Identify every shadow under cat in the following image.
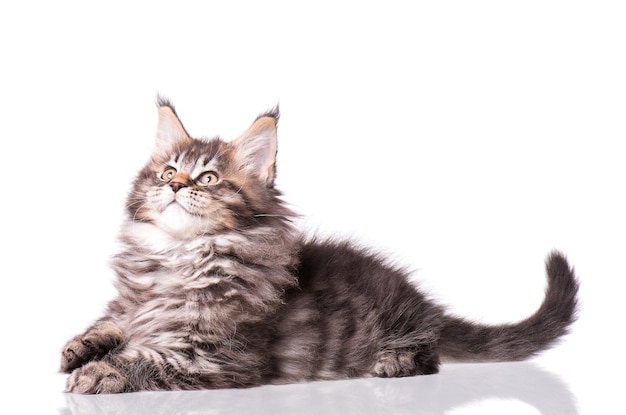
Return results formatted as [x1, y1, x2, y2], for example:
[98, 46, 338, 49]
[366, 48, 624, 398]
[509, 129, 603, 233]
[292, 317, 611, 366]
[60, 361, 578, 415]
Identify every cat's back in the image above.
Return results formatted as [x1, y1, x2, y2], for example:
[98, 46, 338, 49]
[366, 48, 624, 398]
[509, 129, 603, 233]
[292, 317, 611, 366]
[293, 238, 445, 329]
[295, 238, 420, 298]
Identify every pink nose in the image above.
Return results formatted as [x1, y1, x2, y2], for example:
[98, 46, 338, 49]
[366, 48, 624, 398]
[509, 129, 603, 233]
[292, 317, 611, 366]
[170, 181, 187, 193]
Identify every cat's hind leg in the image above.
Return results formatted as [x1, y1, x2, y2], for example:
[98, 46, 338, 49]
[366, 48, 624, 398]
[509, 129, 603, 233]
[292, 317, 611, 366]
[373, 349, 416, 377]
[373, 347, 440, 377]
[60, 320, 124, 373]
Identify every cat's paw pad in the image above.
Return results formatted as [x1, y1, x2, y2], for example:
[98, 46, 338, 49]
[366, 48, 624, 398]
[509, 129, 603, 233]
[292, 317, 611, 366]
[65, 361, 128, 394]
[60, 323, 124, 372]
[373, 349, 417, 377]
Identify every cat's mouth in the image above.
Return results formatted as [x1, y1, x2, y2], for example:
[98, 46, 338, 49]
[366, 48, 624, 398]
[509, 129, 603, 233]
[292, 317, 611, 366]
[166, 199, 193, 215]
[156, 199, 209, 236]
[165, 197, 205, 218]
[149, 187, 211, 234]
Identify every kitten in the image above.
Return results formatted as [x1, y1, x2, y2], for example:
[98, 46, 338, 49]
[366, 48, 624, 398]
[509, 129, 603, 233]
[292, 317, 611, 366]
[61, 99, 579, 394]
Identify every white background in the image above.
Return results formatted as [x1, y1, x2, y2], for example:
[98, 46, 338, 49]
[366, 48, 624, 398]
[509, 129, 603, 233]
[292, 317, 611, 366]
[1, 1, 624, 414]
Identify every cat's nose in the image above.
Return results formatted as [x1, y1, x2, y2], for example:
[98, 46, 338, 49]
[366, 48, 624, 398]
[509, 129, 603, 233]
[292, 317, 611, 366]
[170, 181, 188, 193]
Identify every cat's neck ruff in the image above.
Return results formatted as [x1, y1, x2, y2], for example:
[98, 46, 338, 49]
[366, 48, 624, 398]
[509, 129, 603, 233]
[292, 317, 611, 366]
[120, 219, 298, 266]
[121, 220, 209, 254]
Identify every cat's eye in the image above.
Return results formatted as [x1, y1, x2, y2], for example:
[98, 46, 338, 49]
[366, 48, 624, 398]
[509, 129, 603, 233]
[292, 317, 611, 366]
[198, 171, 219, 186]
[160, 167, 177, 182]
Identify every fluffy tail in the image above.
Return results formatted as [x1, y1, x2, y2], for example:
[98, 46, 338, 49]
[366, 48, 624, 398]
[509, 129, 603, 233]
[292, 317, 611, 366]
[438, 251, 579, 362]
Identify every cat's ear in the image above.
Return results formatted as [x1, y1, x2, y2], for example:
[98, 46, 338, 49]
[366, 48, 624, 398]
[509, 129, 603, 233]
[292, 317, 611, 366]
[232, 109, 279, 187]
[155, 97, 190, 151]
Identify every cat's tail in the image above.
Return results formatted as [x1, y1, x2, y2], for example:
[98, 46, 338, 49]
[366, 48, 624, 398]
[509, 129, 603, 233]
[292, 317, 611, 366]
[438, 251, 579, 362]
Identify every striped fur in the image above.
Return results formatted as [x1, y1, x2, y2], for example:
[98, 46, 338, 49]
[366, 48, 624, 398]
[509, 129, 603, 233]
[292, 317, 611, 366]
[61, 101, 579, 393]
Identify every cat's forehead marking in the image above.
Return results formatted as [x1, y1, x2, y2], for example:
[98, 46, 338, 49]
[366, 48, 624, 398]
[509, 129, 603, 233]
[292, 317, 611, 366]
[166, 149, 221, 176]
[193, 156, 220, 174]
[171, 151, 186, 165]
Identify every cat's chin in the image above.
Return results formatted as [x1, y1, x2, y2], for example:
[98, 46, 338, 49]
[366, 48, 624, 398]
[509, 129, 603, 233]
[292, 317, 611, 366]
[155, 203, 208, 238]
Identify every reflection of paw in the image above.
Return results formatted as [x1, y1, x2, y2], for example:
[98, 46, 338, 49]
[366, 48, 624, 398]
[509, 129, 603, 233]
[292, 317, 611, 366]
[60, 322, 124, 373]
[373, 349, 417, 377]
[65, 361, 128, 394]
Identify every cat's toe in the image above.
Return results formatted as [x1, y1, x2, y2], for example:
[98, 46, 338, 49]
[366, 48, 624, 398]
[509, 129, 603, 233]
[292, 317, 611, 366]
[61, 323, 125, 373]
[373, 349, 417, 377]
[61, 336, 91, 373]
[65, 361, 128, 394]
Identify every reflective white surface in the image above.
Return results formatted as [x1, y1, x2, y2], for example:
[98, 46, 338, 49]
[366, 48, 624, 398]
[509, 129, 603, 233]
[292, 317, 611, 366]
[56, 362, 575, 415]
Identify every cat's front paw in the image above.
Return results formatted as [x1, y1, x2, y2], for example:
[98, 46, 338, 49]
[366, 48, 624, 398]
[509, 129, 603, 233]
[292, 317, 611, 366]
[65, 361, 128, 394]
[60, 321, 124, 373]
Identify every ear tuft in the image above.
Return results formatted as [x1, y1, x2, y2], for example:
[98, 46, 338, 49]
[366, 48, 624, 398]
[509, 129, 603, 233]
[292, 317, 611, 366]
[156, 93, 174, 109]
[232, 111, 279, 186]
[155, 95, 190, 151]
[256, 105, 280, 123]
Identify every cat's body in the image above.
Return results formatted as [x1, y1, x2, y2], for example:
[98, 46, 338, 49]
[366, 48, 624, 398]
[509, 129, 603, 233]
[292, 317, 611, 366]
[61, 100, 579, 394]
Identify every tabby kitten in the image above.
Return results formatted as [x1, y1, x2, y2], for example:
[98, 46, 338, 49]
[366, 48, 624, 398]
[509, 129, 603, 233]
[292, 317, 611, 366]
[61, 99, 579, 394]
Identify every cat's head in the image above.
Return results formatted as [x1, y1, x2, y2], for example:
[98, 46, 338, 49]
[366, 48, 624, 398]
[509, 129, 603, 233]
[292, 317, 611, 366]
[126, 98, 291, 238]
